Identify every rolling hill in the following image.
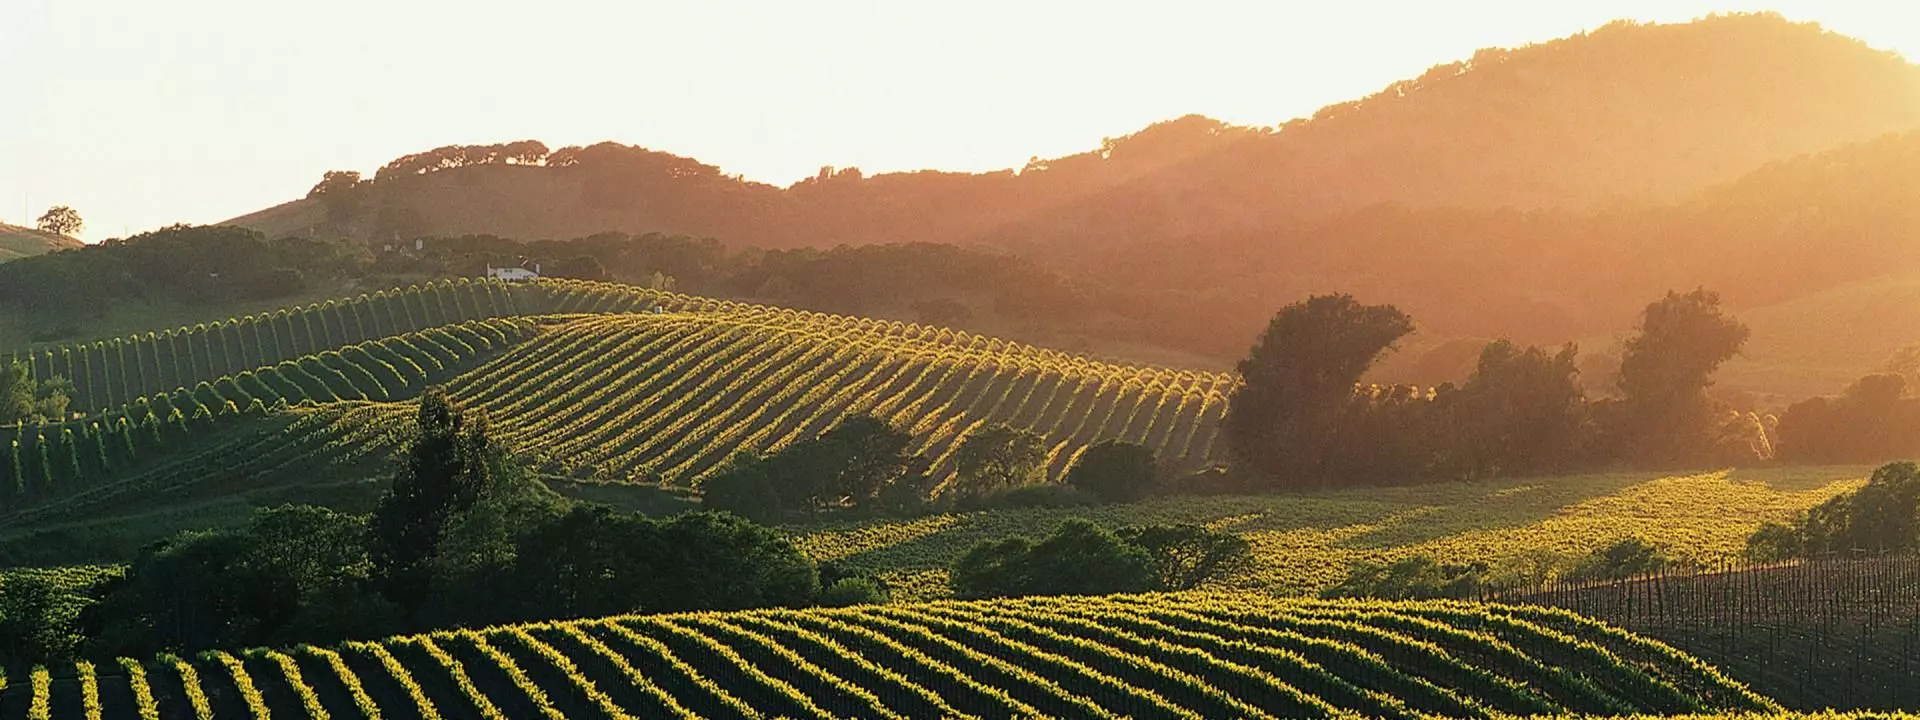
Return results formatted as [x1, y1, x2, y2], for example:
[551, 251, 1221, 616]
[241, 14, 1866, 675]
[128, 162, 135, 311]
[0, 223, 81, 263]
[231, 14, 1920, 253]
[0, 279, 1231, 558]
[212, 14, 1920, 401]
[0, 594, 1780, 719]
[0, 280, 1864, 586]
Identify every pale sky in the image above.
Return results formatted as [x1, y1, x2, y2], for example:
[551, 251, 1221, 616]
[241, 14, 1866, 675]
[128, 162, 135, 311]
[3, 1, 1918, 241]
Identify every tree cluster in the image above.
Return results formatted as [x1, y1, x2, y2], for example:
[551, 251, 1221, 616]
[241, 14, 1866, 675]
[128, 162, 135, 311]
[11, 388, 848, 667]
[1, 361, 71, 425]
[0, 225, 366, 340]
[379, 233, 1091, 337]
[950, 519, 1252, 599]
[1224, 289, 1756, 491]
[1774, 374, 1920, 464]
[1748, 461, 1920, 561]
[1324, 537, 1675, 600]
[702, 415, 930, 521]
[372, 141, 551, 181]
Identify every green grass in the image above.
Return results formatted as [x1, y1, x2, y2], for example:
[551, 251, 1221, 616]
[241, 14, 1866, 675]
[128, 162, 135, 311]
[789, 465, 1865, 601]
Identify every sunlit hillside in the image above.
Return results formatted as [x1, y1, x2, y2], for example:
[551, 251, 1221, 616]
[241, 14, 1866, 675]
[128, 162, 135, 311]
[0, 279, 1230, 561]
[0, 223, 81, 263]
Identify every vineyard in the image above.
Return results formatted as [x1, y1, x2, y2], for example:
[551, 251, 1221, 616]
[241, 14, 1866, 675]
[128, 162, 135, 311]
[445, 312, 1232, 487]
[0, 278, 1233, 531]
[0, 319, 535, 520]
[793, 466, 1865, 601]
[1510, 556, 1920, 710]
[0, 594, 1783, 719]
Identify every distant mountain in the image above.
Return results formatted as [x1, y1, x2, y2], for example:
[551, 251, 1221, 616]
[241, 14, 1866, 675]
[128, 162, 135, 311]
[0, 224, 82, 262]
[1094, 127, 1920, 394]
[231, 13, 1920, 254]
[991, 13, 1920, 249]
[217, 13, 1920, 398]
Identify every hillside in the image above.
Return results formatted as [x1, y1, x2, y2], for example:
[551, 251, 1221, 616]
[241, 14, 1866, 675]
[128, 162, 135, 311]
[213, 15, 1920, 400]
[232, 15, 1920, 251]
[992, 13, 1920, 247]
[1511, 557, 1920, 710]
[0, 280, 1864, 575]
[1074, 127, 1920, 392]
[0, 595, 1779, 718]
[0, 279, 1232, 559]
[0, 223, 81, 262]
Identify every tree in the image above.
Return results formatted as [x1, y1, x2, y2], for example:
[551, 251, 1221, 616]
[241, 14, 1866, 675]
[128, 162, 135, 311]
[808, 415, 918, 505]
[307, 170, 366, 227]
[307, 170, 363, 200]
[80, 505, 391, 657]
[702, 415, 920, 515]
[1789, 461, 1920, 556]
[35, 206, 82, 236]
[505, 505, 661, 620]
[1065, 440, 1159, 503]
[701, 453, 784, 522]
[1614, 288, 1748, 467]
[0, 575, 78, 667]
[1776, 373, 1920, 464]
[1, 361, 70, 425]
[1225, 295, 1414, 489]
[640, 511, 819, 612]
[1445, 341, 1588, 478]
[952, 424, 1047, 500]
[1116, 523, 1253, 590]
[1322, 556, 1491, 600]
[1565, 537, 1669, 582]
[369, 388, 502, 615]
[951, 519, 1156, 599]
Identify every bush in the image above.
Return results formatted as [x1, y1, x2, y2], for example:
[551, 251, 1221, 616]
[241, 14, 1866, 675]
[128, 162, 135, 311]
[951, 519, 1156, 599]
[1745, 522, 1802, 563]
[700, 454, 784, 523]
[819, 578, 889, 607]
[1744, 461, 1920, 559]
[964, 482, 1094, 510]
[1065, 441, 1159, 503]
[1322, 556, 1491, 600]
[951, 425, 1048, 500]
[1116, 523, 1253, 590]
[1566, 537, 1669, 582]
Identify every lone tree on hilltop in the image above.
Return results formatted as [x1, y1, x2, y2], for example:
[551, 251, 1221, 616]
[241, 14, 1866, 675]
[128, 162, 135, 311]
[35, 206, 82, 236]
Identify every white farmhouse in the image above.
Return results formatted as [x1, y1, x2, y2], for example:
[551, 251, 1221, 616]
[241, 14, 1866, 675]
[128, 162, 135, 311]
[486, 263, 541, 282]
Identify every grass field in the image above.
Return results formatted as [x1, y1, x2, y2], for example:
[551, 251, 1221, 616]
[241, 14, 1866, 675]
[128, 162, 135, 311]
[0, 224, 81, 264]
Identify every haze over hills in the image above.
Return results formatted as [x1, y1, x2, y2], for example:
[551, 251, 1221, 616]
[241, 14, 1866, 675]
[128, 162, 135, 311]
[0, 223, 82, 263]
[213, 13, 1920, 397]
[230, 14, 1920, 248]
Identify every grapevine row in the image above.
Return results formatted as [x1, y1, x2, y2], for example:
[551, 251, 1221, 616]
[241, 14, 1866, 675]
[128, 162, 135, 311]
[0, 596, 1777, 718]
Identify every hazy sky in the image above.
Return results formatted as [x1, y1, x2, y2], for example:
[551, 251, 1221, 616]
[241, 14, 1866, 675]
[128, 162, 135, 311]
[3, 1, 1917, 241]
